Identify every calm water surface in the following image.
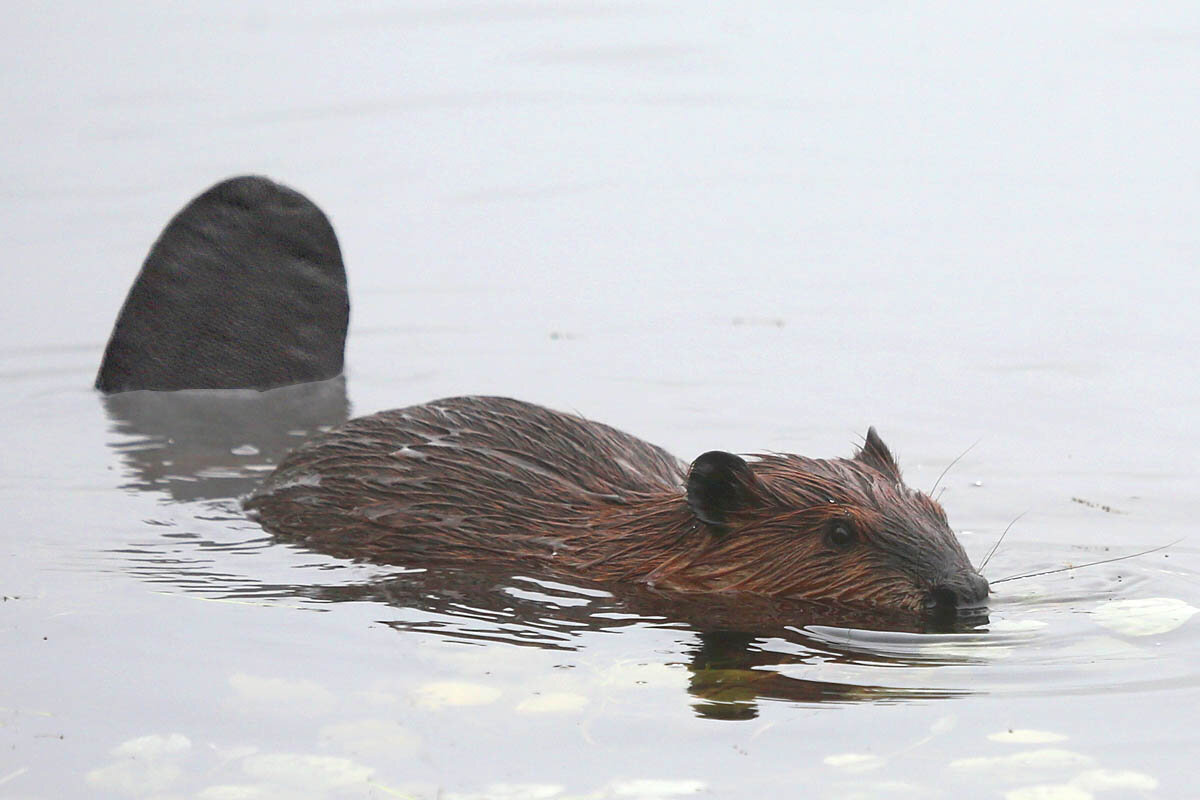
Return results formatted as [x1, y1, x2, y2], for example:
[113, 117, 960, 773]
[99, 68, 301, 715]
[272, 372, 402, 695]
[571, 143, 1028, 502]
[2, 3, 1198, 799]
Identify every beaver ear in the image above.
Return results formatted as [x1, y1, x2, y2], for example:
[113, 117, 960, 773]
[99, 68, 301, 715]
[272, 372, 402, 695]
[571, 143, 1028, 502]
[687, 451, 761, 528]
[856, 427, 902, 481]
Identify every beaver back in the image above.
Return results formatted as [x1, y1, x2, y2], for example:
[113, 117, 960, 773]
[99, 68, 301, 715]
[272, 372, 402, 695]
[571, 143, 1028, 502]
[246, 396, 684, 563]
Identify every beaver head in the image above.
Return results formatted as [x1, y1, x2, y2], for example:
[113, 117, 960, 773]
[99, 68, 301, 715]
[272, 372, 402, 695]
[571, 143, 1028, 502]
[672, 428, 988, 618]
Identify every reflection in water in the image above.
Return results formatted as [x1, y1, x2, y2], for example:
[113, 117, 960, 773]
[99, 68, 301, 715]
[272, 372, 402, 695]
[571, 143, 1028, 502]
[323, 570, 982, 718]
[116, 538, 984, 718]
[340, 566, 984, 714]
[101, 377, 349, 501]
[101, 380, 985, 718]
[685, 631, 966, 720]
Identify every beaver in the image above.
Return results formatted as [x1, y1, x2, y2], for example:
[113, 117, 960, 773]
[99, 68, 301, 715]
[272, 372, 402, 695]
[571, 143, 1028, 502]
[96, 176, 348, 393]
[245, 395, 989, 619]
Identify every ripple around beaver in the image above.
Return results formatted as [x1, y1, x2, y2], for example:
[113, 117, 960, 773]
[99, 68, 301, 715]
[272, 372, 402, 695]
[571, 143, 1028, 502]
[99, 373, 1200, 720]
[100, 379, 993, 722]
[110, 528, 981, 719]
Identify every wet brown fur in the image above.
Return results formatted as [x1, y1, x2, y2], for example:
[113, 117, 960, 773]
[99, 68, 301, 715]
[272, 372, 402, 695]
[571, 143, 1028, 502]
[246, 396, 982, 614]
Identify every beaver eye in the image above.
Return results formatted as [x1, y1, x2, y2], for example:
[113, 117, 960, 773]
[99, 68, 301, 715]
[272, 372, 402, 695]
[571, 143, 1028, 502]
[826, 520, 857, 550]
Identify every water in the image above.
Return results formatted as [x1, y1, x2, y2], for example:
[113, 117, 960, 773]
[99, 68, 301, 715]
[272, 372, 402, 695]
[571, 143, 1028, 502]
[2, 2, 1198, 798]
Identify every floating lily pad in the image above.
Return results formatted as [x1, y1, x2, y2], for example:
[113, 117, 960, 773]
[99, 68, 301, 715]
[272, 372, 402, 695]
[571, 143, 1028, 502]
[515, 692, 590, 713]
[988, 729, 1067, 744]
[1092, 598, 1198, 636]
[413, 681, 501, 709]
[823, 753, 886, 772]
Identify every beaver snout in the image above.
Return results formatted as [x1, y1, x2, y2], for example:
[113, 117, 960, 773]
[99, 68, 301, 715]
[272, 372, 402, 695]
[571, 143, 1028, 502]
[925, 571, 989, 619]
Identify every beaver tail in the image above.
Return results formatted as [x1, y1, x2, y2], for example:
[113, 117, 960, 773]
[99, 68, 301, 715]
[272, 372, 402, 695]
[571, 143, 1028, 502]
[96, 176, 348, 393]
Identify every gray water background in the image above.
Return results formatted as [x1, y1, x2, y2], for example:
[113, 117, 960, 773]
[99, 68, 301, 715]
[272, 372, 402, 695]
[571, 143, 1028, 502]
[2, 2, 1198, 798]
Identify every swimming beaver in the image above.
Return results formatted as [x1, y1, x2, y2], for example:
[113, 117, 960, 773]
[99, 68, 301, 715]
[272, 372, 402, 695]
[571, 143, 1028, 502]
[246, 396, 989, 618]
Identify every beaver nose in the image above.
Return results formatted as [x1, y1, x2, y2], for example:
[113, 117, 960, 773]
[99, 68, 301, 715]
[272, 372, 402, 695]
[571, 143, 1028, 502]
[927, 572, 989, 617]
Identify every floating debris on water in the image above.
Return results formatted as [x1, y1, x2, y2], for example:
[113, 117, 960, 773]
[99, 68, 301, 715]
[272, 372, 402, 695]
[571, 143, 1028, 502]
[1092, 598, 1198, 636]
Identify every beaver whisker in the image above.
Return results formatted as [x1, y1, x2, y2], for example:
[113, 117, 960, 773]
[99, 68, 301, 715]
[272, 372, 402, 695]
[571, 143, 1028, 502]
[929, 438, 980, 496]
[989, 539, 1182, 585]
[978, 511, 1026, 574]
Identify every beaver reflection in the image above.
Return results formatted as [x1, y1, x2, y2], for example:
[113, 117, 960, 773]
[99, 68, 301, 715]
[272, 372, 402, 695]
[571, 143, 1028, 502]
[102, 377, 349, 502]
[290, 566, 975, 719]
[96, 175, 352, 501]
[686, 631, 967, 720]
